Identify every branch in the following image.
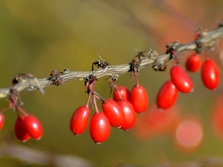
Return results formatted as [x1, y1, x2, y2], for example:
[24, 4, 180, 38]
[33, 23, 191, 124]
[0, 142, 94, 167]
[0, 23, 223, 99]
[1, 141, 223, 167]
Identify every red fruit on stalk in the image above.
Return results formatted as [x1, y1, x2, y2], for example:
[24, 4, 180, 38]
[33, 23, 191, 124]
[24, 115, 43, 140]
[201, 58, 219, 90]
[117, 100, 136, 130]
[170, 65, 193, 93]
[156, 80, 178, 109]
[102, 99, 124, 128]
[14, 116, 30, 142]
[113, 86, 131, 101]
[131, 85, 149, 113]
[70, 106, 90, 135]
[89, 112, 111, 144]
[0, 114, 4, 130]
[185, 53, 202, 72]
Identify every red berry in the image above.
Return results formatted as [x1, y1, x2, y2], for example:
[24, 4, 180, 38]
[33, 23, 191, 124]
[185, 53, 202, 72]
[102, 99, 124, 128]
[170, 65, 193, 93]
[131, 85, 149, 113]
[113, 86, 131, 101]
[0, 114, 4, 130]
[14, 116, 30, 142]
[24, 115, 43, 140]
[117, 100, 136, 130]
[156, 80, 178, 109]
[201, 58, 219, 90]
[70, 106, 90, 135]
[89, 112, 111, 144]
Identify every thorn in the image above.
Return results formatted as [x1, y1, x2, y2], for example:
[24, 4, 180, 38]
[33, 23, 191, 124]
[34, 77, 44, 94]
[97, 53, 103, 60]
[134, 47, 139, 52]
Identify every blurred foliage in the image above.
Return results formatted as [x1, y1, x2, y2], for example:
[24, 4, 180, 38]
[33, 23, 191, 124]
[0, 0, 223, 167]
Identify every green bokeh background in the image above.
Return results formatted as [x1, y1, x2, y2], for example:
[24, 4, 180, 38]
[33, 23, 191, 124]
[0, 1, 223, 167]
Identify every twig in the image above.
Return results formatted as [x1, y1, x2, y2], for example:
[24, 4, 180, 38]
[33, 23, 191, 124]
[0, 142, 94, 167]
[0, 23, 222, 99]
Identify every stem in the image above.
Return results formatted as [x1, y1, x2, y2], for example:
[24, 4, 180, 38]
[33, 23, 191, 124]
[0, 23, 222, 99]
[134, 72, 139, 87]
[93, 94, 99, 114]
[92, 91, 107, 103]
[109, 78, 123, 100]
[16, 106, 29, 116]
[85, 93, 91, 108]
[0, 104, 12, 114]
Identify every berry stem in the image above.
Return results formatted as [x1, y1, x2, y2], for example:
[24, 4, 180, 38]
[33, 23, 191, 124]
[92, 91, 107, 103]
[134, 72, 140, 87]
[16, 106, 29, 117]
[93, 94, 100, 114]
[85, 93, 91, 108]
[109, 79, 123, 100]
[0, 104, 12, 114]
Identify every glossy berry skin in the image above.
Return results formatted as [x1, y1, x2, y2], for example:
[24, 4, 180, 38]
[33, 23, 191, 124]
[117, 100, 136, 130]
[0, 114, 4, 130]
[156, 80, 178, 109]
[185, 53, 202, 72]
[170, 65, 193, 93]
[201, 58, 219, 90]
[131, 85, 149, 113]
[102, 99, 124, 128]
[14, 116, 30, 142]
[70, 106, 90, 135]
[24, 115, 43, 140]
[113, 86, 131, 101]
[89, 112, 111, 144]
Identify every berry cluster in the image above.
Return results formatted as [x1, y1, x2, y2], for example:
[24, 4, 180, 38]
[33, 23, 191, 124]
[70, 72, 149, 143]
[0, 90, 43, 142]
[156, 31, 219, 110]
[0, 29, 221, 146]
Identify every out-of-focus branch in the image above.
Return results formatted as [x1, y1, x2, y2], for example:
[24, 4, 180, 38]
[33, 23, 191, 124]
[0, 142, 94, 167]
[1, 141, 223, 167]
[0, 23, 222, 100]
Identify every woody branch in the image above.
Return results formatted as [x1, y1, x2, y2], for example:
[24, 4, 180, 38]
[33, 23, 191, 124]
[0, 22, 222, 99]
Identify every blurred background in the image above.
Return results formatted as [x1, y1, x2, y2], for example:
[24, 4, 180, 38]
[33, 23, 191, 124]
[0, 0, 223, 167]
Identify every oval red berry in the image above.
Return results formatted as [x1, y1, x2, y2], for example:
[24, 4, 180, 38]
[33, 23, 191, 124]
[0, 114, 4, 130]
[113, 86, 131, 102]
[131, 85, 149, 113]
[156, 80, 178, 109]
[102, 99, 124, 128]
[170, 65, 193, 93]
[24, 115, 43, 140]
[185, 53, 202, 72]
[89, 112, 111, 144]
[201, 58, 219, 90]
[117, 100, 136, 130]
[14, 116, 30, 142]
[70, 106, 90, 135]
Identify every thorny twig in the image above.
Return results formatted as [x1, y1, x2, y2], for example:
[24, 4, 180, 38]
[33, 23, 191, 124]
[0, 23, 222, 99]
